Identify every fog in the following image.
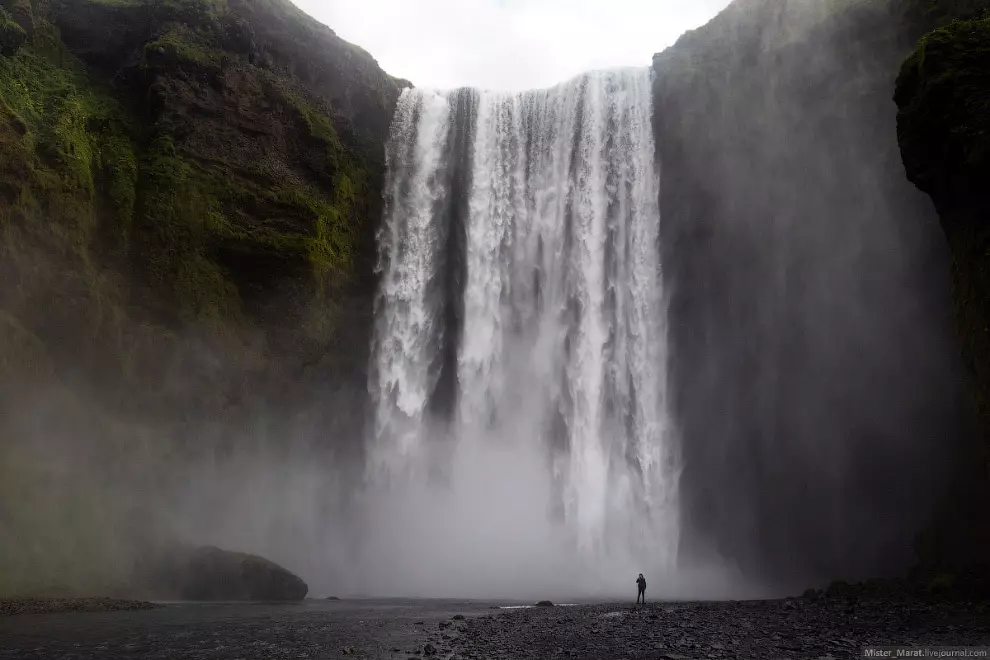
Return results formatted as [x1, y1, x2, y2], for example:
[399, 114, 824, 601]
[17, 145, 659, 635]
[0, 0, 964, 603]
[1, 380, 763, 601]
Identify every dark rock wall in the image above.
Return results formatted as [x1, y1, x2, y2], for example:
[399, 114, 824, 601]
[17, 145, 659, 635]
[0, 0, 400, 595]
[653, 0, 963, 591]
[895, 1, 990, 574]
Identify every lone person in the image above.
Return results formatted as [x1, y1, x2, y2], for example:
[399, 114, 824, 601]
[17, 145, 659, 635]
[636, 573, 647, 604]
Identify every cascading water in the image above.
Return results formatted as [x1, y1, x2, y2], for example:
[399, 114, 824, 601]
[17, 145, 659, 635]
[361, 68, 680, 599]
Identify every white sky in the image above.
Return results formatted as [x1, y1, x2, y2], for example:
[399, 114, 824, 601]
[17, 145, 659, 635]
[291, 0, 734, 91]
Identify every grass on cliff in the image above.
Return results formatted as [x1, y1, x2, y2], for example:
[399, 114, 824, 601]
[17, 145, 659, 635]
[1, 0, 369, 334]
[0, 39, 138, 366]
[0, 41, 138, 249]
[896, 17, 990, 199]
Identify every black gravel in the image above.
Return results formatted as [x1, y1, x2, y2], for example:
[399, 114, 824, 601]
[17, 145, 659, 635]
[438, 598, 990, 660]
[1, 596, 988, 659]
[0, 598, 491, 660]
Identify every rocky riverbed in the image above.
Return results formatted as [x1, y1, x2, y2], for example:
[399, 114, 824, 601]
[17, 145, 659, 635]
[438, 597, 990, 660]
[1, 596, 988, 659]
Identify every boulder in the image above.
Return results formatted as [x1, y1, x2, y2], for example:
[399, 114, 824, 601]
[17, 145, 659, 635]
[139, 545, 308, 601]
[535, 600, 554, 607]
[825, 580, 854, 598]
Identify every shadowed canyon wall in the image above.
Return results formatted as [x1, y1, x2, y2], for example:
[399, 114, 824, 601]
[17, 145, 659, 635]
[895, 0, 990, 578]
[653, 0, 964, 592]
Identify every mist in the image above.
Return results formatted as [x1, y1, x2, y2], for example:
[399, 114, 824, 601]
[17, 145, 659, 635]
[0, 0, 965, 605]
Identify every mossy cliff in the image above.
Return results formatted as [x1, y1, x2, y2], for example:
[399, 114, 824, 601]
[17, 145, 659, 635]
[895, 0, 990, 576]
[652, 0, 963, 590]
[0, 0, 401, 595]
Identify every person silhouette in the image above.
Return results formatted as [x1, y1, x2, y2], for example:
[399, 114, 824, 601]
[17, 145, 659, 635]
[636, 573, 647, 604]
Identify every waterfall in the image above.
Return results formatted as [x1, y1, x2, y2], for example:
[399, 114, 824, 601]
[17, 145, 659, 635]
[365, 68, 679, 597]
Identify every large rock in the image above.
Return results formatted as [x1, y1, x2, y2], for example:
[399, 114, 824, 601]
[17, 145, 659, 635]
[895, 11, 990, 578]
[141, 545, 308, 601]
[652, 0, 958, 590]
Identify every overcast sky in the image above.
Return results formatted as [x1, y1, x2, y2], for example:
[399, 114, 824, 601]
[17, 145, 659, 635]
[291, 0, 734, 91]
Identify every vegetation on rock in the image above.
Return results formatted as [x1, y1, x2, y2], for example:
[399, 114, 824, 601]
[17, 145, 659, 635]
[0, 0, 400, 596]
[0, 7, 26, 56]
[894, 0, 990, 579]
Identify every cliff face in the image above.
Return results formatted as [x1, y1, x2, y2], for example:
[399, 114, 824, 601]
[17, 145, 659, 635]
[895, 1, 990, 573]
[0, 0, 401, 422]
[0, 0, 400, 595]
[653, 0, 963, 590]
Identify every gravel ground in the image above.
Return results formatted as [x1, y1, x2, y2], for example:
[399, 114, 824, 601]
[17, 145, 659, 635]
[437, 597, 990, 660]
[1, 596, 988, 659]
[0, 598, 161, 616]
[0, 598, 492, 660]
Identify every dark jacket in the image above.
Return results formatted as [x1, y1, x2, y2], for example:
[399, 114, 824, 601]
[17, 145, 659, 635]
[636, 577, 646, 591]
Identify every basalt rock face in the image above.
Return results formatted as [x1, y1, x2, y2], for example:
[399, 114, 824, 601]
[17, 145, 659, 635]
[653, 0, 963, 591]
[0, 0, 400, 595]
[895, 1, 990, 575]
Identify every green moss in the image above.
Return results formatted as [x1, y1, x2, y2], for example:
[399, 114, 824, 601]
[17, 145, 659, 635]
[136, 136, 243, 329]
[174, 253, 242, 327]
[896, 18, 990, 205]
[97, 133, 138, 248]
[0, 44, 138, 256]
[84, 0, 226, 26]
[264, 73, 343, 157]
[144, 24, 223, 70]
[2, 0, 387, 381]
[0, 311, 53, 384]
[897, 9, 990, 575]
[0, 7, 26, 57]
[907, 0, 990, 29]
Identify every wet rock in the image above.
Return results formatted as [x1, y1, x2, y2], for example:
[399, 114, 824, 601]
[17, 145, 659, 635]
[535, 600, 554, 607]
[139, 545, 308, 601]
